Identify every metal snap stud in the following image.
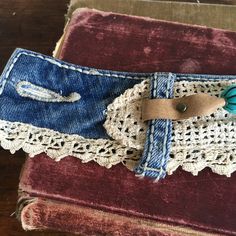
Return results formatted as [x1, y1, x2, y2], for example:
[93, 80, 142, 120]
[176, 103, 187, 113]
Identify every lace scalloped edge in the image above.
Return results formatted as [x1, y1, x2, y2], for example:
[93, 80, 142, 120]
[104, 79, 236, 177]
[167, 147, 236, 177]
[0, 119, 141, 169]
[0, 119, 235, 177]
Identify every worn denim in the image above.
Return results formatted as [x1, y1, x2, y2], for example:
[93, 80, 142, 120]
[0, 49, 145, 139]
[135, 74, 175, 180]
[1, 48, 236, 180]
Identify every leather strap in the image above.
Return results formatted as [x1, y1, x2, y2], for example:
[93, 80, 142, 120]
[142, 94, 226, 121]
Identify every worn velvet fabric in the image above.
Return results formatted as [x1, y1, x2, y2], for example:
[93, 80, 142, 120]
[20, 154, 236, 235]
[59, 8, 236, 75]
[19, 8, 236, 235]
[20, 196, 190, 235]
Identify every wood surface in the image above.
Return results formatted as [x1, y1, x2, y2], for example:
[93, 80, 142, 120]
[0, 0, 235, 235]
[0, 1, 74, 235]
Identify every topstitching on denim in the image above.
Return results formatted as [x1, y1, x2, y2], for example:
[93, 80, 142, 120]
[1, 48, 236, 179]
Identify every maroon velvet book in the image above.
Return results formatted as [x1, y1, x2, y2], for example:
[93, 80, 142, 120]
[18, 8, 236, 235]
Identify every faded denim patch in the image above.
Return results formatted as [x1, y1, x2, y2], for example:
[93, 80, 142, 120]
[0, 48, 152, 139]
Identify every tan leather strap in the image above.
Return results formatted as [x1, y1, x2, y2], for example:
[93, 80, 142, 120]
[142, 94, 226, 121]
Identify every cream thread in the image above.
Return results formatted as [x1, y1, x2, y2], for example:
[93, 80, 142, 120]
[16, 81, 81, 103]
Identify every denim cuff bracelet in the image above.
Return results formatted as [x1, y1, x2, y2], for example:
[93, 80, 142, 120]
[0, 48, 236, 180]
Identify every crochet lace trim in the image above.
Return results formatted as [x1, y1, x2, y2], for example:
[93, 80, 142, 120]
[1, 78, 236, 176]
[105, 79, 236, 177]
[104, 80, 149, 150]
[0, 119, 140, 169]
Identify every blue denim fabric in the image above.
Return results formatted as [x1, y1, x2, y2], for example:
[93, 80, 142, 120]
[1, 48, 236, 180]
[135, 73, 175, 180]
[135, 74, 236, 180]
[0, 48, 150, 139]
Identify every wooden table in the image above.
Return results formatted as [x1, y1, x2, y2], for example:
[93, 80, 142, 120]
[0, 1, 235, 235]
[0, 1, 74, 235]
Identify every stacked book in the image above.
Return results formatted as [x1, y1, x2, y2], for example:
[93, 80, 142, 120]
[16, 1, 236, 235]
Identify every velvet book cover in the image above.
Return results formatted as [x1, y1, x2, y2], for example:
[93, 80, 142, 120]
[17, 7, 236, 236]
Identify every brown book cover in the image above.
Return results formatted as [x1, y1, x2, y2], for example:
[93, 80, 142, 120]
[18, 7, 236, 236]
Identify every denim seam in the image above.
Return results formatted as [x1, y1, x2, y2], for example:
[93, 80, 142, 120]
[0, 51, 150, 96]
[146, 76, 171, 179]
[145, 76, 158, 171]
[2, 50, 236, 97]
[157, 79, 171, 178]
[141, 76, 158, 173]
[3, 51, 150, 83]
[134, 74, 174, 179]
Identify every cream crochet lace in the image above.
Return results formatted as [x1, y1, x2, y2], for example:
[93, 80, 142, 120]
[0, 78, 236, 176]
[104, 79, 236, 177]
[0, 120, 141, 169]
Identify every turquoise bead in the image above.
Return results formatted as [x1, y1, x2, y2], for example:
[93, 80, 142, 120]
[221, 85, 236, 114]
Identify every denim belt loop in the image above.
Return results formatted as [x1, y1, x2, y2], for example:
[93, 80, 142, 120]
[135, 73, 175, 180]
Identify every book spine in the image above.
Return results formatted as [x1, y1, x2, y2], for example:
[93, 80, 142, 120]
[19, 198, 212, 236]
